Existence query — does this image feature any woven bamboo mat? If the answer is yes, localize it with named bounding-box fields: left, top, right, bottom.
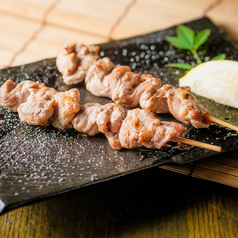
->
left=0, top=0, right=238, bottom=187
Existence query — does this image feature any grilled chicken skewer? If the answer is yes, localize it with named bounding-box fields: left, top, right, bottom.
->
left=71, top=102, right=125, bottom=150
left=85, top=57, right=212, bottom=129
left=0, top=79, right=221, bottom=152
left=56, top=43, right=100, bottom=85
left=119, top=108, right=184, bottom=150
left=0, top=79, right=81, bottom=130
left=56, top=43, right=238, bottom=132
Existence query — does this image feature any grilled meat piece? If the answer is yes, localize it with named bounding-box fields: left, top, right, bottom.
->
left=111, top=70, right=161, bottom=108
left=18, top=87, right=56, bottom=126
left=0, top=79, right=81, bottom=130
left=56, top=43, right=100, bottom=85
left=119, top=108, right=185, bottom=149
left=86, top=58, right=162, bottom=108
left=139, top=83, right=169, bottom=114
left=85, top=57, right=115, bottom=97
left=163, top=85, right=212, bottom=128
left=0, top=79, right=45, bottom=112
left=18, top=87, right=81, bottom=129
left=141, top=84, right=212, bottom=128
left=71, top=103, right=125, bottom=150
left=51, top=88, right=81, bottom=130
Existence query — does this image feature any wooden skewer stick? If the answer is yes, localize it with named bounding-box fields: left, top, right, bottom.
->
left=173, top=136, right=222, bottom=152
left=207, top=115, right=238, bottom=132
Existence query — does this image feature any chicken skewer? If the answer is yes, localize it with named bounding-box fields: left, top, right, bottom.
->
left=119, top=108, right=221, bottom=152
left=56, top=43, right=100, bottom=85
left=0, top=79, right=222, bottom=152
left=56, top=43, right=238, bottom=132
left=0, top=79, right=81, bottom=130
left=85, top=58, right=212, bottom=128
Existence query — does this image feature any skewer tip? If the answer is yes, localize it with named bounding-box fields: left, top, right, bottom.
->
left=207, top=115, right=238, bottom=132
left=173, top=136, right=222, bottom=152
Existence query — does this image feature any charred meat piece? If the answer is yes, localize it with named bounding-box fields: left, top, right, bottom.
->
left=71, top=103, right=125, bottom=150
left=103, top=64, right=140, bottom=107
left=56, top=43, right=100, bottom=85
left=139, top=81, right=169, bottom=114
left=137, top=74, right=165, bottom=112
left=119, top=108, right=185, bottom=149
left=0, top=79, right=45, bottom=112
left=163, top=85, right=212, bottom=128
left=111, top=70, right=161, bottom=108
left=50, top=88, right=81, bottom=130
left=86, top=59, right=162, bottom=108
left=85, top=57, right=115, bottom=97
left=18, top=87, right=56, bottom=126
left=0, top=80, right=81, bottom=129
left=141, top=84, right=212, bottom=128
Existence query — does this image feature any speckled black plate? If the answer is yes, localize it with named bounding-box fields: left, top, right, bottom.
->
left=0, top=17, right=238, bottom=215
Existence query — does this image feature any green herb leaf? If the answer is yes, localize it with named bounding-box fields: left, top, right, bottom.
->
left=194, top=29, right=211, bottom=50
left=167, top=36, right=193, bottom=50
left=166, top=25, right=225, bottom=72
left=165, top=63, right=194, bottom=70
left=211, top=53, right=226, bottom=61
left=177, top=25, right=195, bottom=50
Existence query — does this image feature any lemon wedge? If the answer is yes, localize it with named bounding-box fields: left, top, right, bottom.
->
left=179, top=60, right=238, bottom=109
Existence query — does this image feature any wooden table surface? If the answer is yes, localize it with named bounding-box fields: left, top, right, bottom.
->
left=1, top=0, right=238, bottom=237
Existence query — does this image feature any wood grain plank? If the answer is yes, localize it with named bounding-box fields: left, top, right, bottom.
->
left=186, top=186, right=238, bottom=238
left=207, top=0, right=238, bottom=44
left=2, top=167, right=238, bottom=237
left=11, top=25, right=108, bottom=66
left=206, top=152, right=238, bottom=168
left=46, top=0, right=133, bottom=38
left=161, top=150, right=238, bottom=188
left=0, top=14, right=41, bottom=51
left=111, top=0, right=216, bottom=39
left=195, top=154, right=238, bottom=177
left=192, top=165, right=238, bottom=188
left=159, top=163, right=193, bottom=175
left=0, top=0, right=57, bottom=21
left=0, top=49, right=14, bottom=69
left=0, top=14, right=41, bottom=67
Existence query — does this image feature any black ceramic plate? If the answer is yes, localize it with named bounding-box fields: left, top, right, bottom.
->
left=0, top=17, right=238, bottom=215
